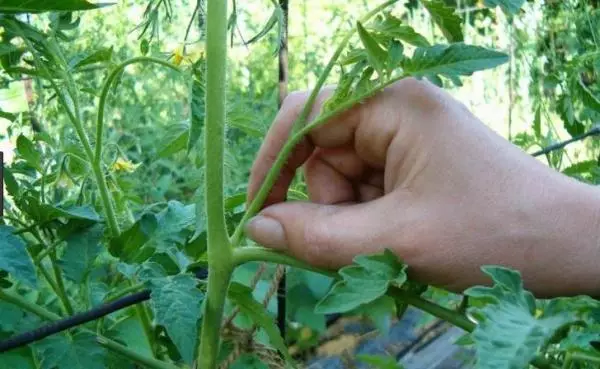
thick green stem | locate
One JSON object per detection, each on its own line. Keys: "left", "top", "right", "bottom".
{"left": 196, "top": 0, "right": 232, "bottom": 368}
{"left": 0, "top": 289, "right": 175, "bottom": 369}
{"left": 197, "top": 263, "right": 233, "bottom": 369}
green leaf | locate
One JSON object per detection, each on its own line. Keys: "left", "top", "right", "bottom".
{"left": 104, "top": 315, "right": 153, "bottom": 358}
{"left": 356, "top": 354, "right": 404, "bottom": 369}
{"left": 357, "top": 21, "right": 388, "bottom": 78}
{"left": 421, "top": 0, "right": 463, "bottom": 42}
{"left": 36, "top": 332, "right": 106, "bottom": 369}
{"left": 58, "top": 224, "right": 104, "bottom": 283}
{"left": 562, "top": 160, "right": 597, "bottom": 176}
{"left": 315, "top": 249, "right": 407, "bottom": 314}
{"left": 560, "top": 326, "right": 600, "bottom": 354}
{"left": 3, "top": 167, "right": 19, "bottom": 198}
{"left": 315, "top": 279, "right": 386, "bottom": 314}
{"left": 404, "top": 43, "right": 508, "bottom": 83}
{"left": 370, "top": 14, "right": 430, "bottom": 47}
{"left": 228, "top": 282, "right": 295, "bottom": 366}
{"left": 471, "top": 299, "right": 573, "bottom": 369}
{"left": 150, "top": 200, "right": 196, "bottom": 250}
{"left": 108, "top": 213, "right": 158, "bottom": 264}
{"left": 387, "top": 40, "right": 404, "bottom": 73}
{"left": 466, "top": 266, "right": 578, "bottom": 369}
{"left": 246, "top": 6, "right": 284, "bottom": 46}
{"left": 353, "top": 295, "right": 396, "bottom": 334}
{"left": 0, "top": 348, "right": 35, "bottom": 369}
{"left": 230, "top": 353, "right": 269, "bottom": 369}
{"left": 17, "top": 196, "right": 101, "bottom": 225}
{"left": 140, "top": 39, "right": 150, "bottom": 55}
{"left": 0, "top": 0, "right": 113, "bottom": 13}
{"left": 158, "top": 123, "right": 189, "bottom": 158}
{"left": 577, "top": 79, "right": 600, "bottom": 113}
{"left": 465, "top": 266, "right": 535, "bottom": 312}
{"left": 71, "top": 47, "right": 113, "bottom": 69}
{"left": 0, "top": 300, "right": 25, "bottom": 331}
{"left": 533, "top": 105, "right": 541, "bottom": 138}
{"left": 0, "top": 226, "right": 37, "bottom": 288}
{"left": 483, "top": 0, "right": 525, "bottom": 15}
{"left": 187, "top": 68, "right": 205, "bottom": 152}
{"left": 148, "top": 274, "right": 204, "bottom": 365}
{"left": 16, "top": 134, "right": 41, "bottom": 171}
{"left": 0, "top": 108, "right": 16, "bottom": 121}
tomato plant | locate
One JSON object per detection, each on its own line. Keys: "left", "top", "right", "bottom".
{"left": 1, "top": 1, "right": 600, "bottom": 369}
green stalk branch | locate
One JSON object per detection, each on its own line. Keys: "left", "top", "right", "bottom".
{"left": 96, "top": 337, "right": 180, "bottom": 369}
{"left": 49, "top": 251, "right": 74, "bottom": 316}
{"left": 233, "top": 246, "right": 336, "bottom": 278}
{"left": 196, "top": 0, "right": 233, "bottom": 368}
{"left": 134, "top": 303, "right": 157, "bottom": 358}
{"left": 289, "top": 0, "right": 398, "bottom": 136}
{"left": 388, "top": 288, "right": 560, "bottom": 369}
{"left": 389, "top": 288, "right": 475, "bottom": 332}
{"left": 0, "top": 289, "right": 175, "bottom": 369}
{"left": 93, "top": 56, "right": 182, "bottom": 237}
{"left": 231, "top": 73, "right": 407, "bottom": 245}
{"left": 94, "top": 57, "right": 182, "bottom": 164}
{"left": 234, "top": 247, "right": 559, "bottom": 369}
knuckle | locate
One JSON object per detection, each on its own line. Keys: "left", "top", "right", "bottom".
{"left": 299, "top": 208, "right": 338, "bottom": 267}
{"left": 282, "top": 90, "right": 310, "bottom": 111}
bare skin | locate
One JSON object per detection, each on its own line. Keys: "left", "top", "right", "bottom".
{"left": 245, "top": 77, "right": 600, "bottom": 297}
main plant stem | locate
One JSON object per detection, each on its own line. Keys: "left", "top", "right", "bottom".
{"left": 196, "top": 0, "right": 232, "bottom": 367}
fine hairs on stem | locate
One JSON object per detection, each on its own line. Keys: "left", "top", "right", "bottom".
{"left": 197, "top": 1, "right": 399, "bottom": 368}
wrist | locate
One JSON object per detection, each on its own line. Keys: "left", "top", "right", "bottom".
{"left": 520, "top": 170, "right": 600, "bottom": 297}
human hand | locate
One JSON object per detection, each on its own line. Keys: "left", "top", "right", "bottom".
{"left": 246, "top": 78, "right": 600, "bottom": 297}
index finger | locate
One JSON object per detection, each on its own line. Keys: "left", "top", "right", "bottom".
{"left": 248, "top": 86, "right": 360, "bottom": 207}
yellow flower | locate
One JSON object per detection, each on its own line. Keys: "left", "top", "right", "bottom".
{"left": 172, "top": 42, "right": 205, "bottom": 66}
{"left": 173, "top": 45, "right": 185, "bottom": 66}
{"left": 299, "top": 327, "right": 312, "bottom": 341}
{"left": 112, "top": 157, "right": 140, "bottom": 173}
{"left": 56, "top": 171, "right": 74, "bottom": 189}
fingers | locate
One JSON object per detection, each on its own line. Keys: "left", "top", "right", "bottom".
{"left": 305, "top": 146, "right": 367, "bottom": 204}
{"left": 247, "top": 89, "right": 328, "bottom": 206}
{"left": 248, "top": 77, "right": 445, "bottom": 207}
{"left": 245, "top": 197, "right": 398, "bottom": 269}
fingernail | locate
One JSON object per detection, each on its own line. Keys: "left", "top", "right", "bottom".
{"left": 245, "top": 216, "right": 287, "bottom": 250}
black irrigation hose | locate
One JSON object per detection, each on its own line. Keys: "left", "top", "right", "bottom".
{"left": 0, "top": 268, "right": 208, "bottom": 353}
{"left": 2, "top": 126, "right": 599, "bottom": 354}
{"left": 0, "top": 290, "right": 150, "bottom": 353}
{"left": 530, "top": 125, "right": 600, "bottom": 157}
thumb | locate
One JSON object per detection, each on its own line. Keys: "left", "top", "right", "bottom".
{"left": 244, "top": 199, "right": 394, "bottom": 269}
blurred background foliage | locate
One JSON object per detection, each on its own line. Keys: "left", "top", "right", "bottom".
{"left": 2, "top": 0, "right": 600, "bottom": 365}
{"left": 3, "top": 0, "right": 600, "bottom": 207}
